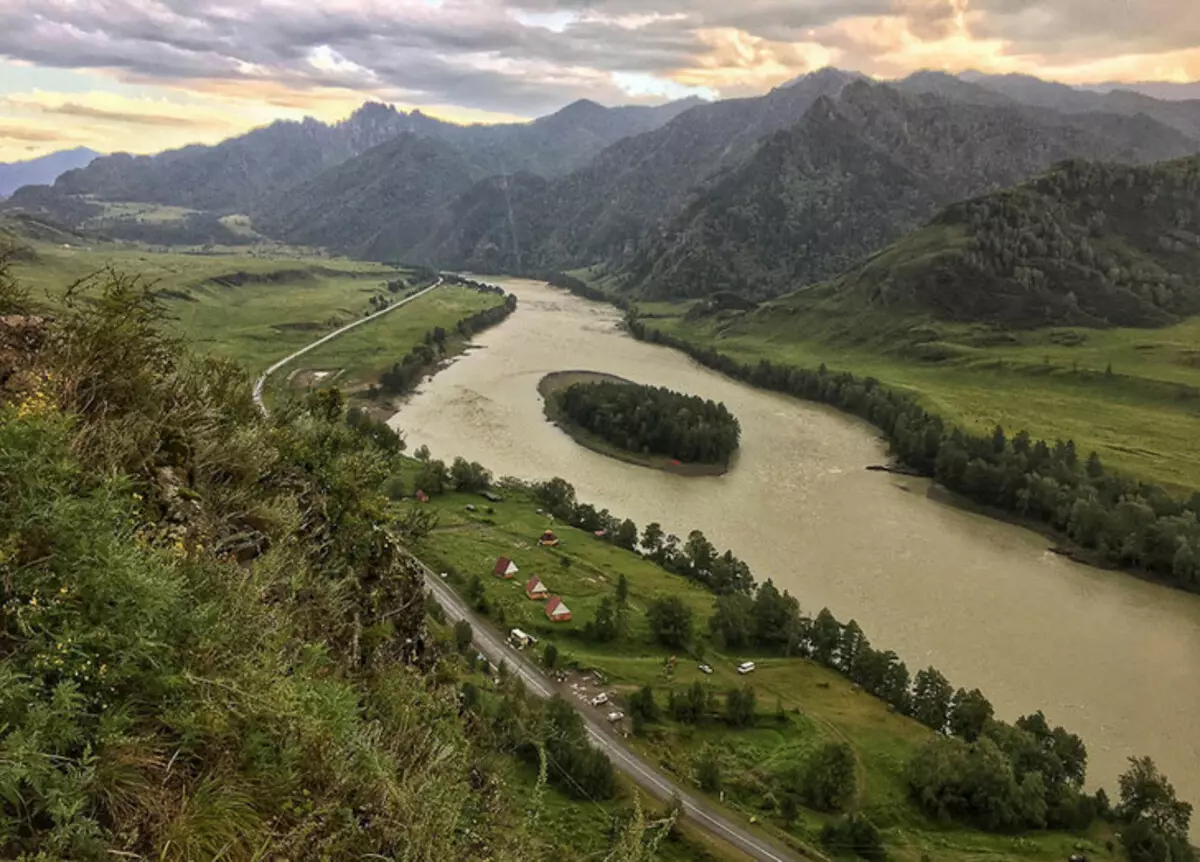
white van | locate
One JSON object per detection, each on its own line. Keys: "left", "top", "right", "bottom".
{"left": 736, "top": 661, "right": 756, "bottom": 675}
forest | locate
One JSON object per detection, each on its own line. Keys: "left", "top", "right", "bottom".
{"left": 627, "top": 314, "right": 1200, "bottom": 594}
{"left": 552, "top": 380, "right": 740, "bottom": 465}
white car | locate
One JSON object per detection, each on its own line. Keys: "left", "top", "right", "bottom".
{"left": 590, "top": 693, "right": 609, "bottom": 707}
{"left": 606, "top": 711, "right": 625, "bottom": 723}
{"left": 736, "top": 661, "right": 756, "bottom": 675}
{"left": 698, "top": 664, "right": 714, "bottom": 674}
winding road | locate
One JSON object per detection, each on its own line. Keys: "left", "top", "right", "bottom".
{"left": 250, "top": 274, "right": 808, "bottom": 862}
{"left": 422, "top": 565, "right": 807, "bottom": 862}
{"left": 251, "top": 277, "right": 443, "bottom": 413}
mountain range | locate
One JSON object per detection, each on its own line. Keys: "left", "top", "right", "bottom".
{"left": 5, "top": 69, "right": 1200, "bottom": 325}
{"left": 0, "top": 147, "right": 100, "bottom": 198}
{"left": 771, "top": 153, "right": 1200, "bottom": 328}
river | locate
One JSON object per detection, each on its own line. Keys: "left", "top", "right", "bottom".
{"left": 390, "top": 277, "right": 1200, "bottom": 814}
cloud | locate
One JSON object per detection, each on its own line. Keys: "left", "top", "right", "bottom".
{"left": 0, "top": 0, "right": 1194, "bottom": 159}
{"left": 34, "top": 102, "right": 214, "bottom": 127}
{"left": 0, "top": 123, "right": 67, "bottom": 143}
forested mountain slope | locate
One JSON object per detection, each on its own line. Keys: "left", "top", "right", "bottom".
{"left": 625, "top": 81, "right": 1199, "bottom": 300}
{"left": 30, "top": 98, "right": 696, "bottom": 215}
{"left": 797, "top": 154, "right": 1200, "bottom": 328}
{"left": 416, "top": 69, "right": 864, "bottom": 271}
{"left": 251, "top": 133, "right": 479, "bottom": 260}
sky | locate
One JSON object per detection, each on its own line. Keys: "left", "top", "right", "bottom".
{"left": 1, "top": 0, "right": 1198, "bottom": 161}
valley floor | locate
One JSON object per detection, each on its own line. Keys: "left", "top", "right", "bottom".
{"left": 399, "top": 469, "right": 1122, "bottom": 862}
{"left": 630, "top": 298, "right": 1200, "bottom": 496}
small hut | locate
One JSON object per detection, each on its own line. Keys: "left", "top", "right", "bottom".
{"left": 538, "top": 529, "right": 560, "bottom": 547}
{"left": 493, "top": 556, "right": 519, "bottom": 579}
{"left": 544, "top": 596, "right": 572, "bottom": 622}
{"left": 525, "top": 576, "right": 549, "bottom": 600}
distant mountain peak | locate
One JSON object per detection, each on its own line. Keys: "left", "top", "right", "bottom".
{"left": 778, "top": 67, "right": 864, "bottom": 91}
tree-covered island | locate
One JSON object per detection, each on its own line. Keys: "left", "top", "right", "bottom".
{"left": 539, "top": 371, "right": 740, "bottom": 474}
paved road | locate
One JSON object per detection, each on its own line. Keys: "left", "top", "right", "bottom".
{"left": 421, "top": 562, "right": 807, "bottom": 862}
{"left": 247, "top": 276, "right": 805, "bottom": 861}
{"left": 251, "top": 277, "right": 443, "bottom": 413}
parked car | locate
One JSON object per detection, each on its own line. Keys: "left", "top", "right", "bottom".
{"left": 590, "top": 693, "right": 609, "bottom": 707}
{"left": 698, "top": 664, "right": 713, "bottom": 674}
{"left": 606, "top": 711, "right": 625, "bottom": 723}
{"left": 736, "top": 661, "right": 756, "bottom": 675}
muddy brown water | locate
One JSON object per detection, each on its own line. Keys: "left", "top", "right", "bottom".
{"left": 390, "top": 278, "right": 1200, "bottom": 817}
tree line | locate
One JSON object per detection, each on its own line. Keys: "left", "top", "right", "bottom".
{"left": 523, "top": 474, "right": 1190, "bottom": 856}
{"left": 376, "top": 292, "right": 517, "bottom": 396}
{"left": 553, "top": 380, "right": 740, "bottom": 465}
{"left": 627, "top": 315, "right": 1200, "bottom": 593}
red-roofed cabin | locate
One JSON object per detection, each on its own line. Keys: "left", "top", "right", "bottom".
{"left": 493, "top": 556, "right": 519, "bottom": 578}
{"left": 538, "top": 529, "right": 560, "bottom": 547}
{"left": 544, "top": 596, "right": 572, "bottom": 622}
{"left": 525, "top": 576, "right": 549, "bottom": 600}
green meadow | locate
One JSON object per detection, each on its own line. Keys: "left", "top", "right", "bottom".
{"left": 399, "top": 473, "right": 1120, "bottom": 862}
{"left": 635, "top": 299, "right": 1200, "bottom": 495}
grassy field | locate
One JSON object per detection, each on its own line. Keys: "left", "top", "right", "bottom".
{"left": 6, "top": 227, "right": 450, "bottom": 375}
{"left": 636, "top": 299, "right": 1200, "bottom": 495}
{"left": 399, "top": 472, "right": 1119, "bottom": 862}
{"left": 271, "top": 285, "right": 507, "bottom": 399}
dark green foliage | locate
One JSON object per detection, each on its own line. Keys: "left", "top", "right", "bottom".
{"left": 583, "top": 597, "right": 620, "bottom": 643}
{"left": 380, "top": 292, "right": 516, "bottom": 396}
{"left": 646, "top": 596, "right": 693, "bottom": 648}
{"left": 708, "top": 593, "right": 754, "bottom": 647}
{"left": 751, "top": 579, "right": 802, "bottom": 651}
{"left": 450, "top": 456, "right": 492, "bottom": 492}
{"left": 697, "top": 748, "right": 722, "bottom": 792}
{"left": 554, "top": 380, "right": 740, "bottom": 465}
{"left": 614, "top": 519, "right": 639, "bottom": 551}
{"left": 724, "top": 684, "right": 756, "bottom": 728}
{"left": 628, "top": 686, "right": 660, "bottom": 724}
{"left": 520, "top": 697, "right": 615, "bottom": 802}
{"left": 907, "top": 736, "right": 1048, "bottom": 831}
{"left": 1118, "top": 757, "right": 1194, "bottom": 846}
{"left": 801, "top": 742, "right": 858, "bottom": 813}
{"left": 810, "top": 608, "right": 842, "bottom": 666}
{"left": 780, "top": 794, "right": 800, "bottom": 826}
{"left": 819, "top": 814, "right": 885, "bottom": 861}
{"left": 542, "top": 642, "right": 558, "bottom": 669}
{"left": 628, "top": 316, "right": 1200, "bottom": 593}
{"left": 454, "top": 619, "right": 474, "bottom": 653}
{"left": 415, "top": 458, "right": 451, "bottom": 496}
{"left": 668, "top": 682, "right": 707, "bottom": 724}
{"left": 948, "top": 688, "right": 994, "bottom": 742}
{"left": 910, "top": 667, "right": 954, "bottom": 731}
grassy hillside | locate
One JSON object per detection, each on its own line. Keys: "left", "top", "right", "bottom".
{"left": 397, "top": 475, "right": 1126, "bottom": 862}
{"left": 0, "top": 264, "right": 734, "bottom": 861}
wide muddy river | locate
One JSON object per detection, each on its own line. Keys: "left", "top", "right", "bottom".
{"left": 391, "top": 278, "right": 1200, "bottom": 815}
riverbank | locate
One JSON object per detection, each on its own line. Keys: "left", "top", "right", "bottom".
{"left": 387, "top": 277, "right": 1200, "bottom": 834}
{"left": 538, "top": 370, "right": 733, "bottom": 477}
{"left": 395, "top": 464, "right": 1124, "bottom": 862}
